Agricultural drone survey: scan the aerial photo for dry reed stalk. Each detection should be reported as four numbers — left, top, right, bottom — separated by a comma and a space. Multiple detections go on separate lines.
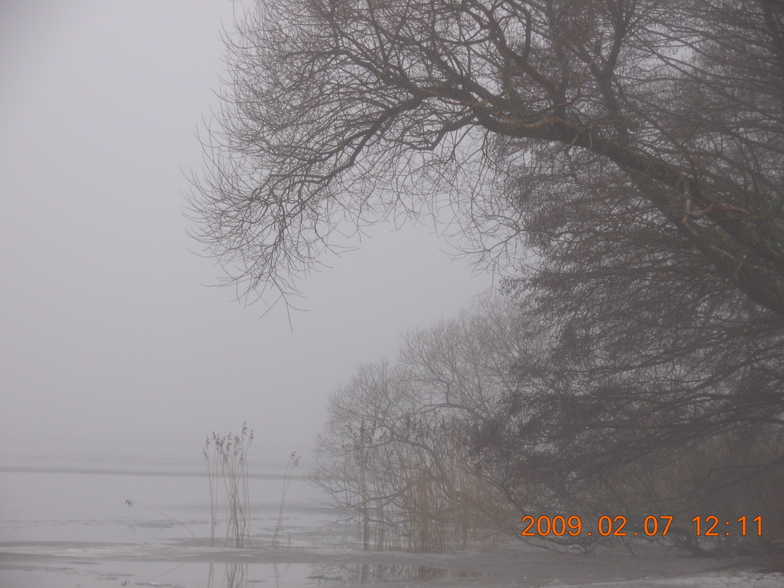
271, 450, 299, 548
204, 438, 220, 546
325, 416, 509, 554
204, 423, 254, 548
358, 423, 370, 551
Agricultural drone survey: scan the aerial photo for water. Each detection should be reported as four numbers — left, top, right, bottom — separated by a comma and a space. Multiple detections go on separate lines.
1, 444, 781, 588
0, 443, 331, 542
0, 443, 345, 587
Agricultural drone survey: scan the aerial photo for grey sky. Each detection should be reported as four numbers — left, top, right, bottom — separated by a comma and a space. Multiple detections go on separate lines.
0, 0, 491, 457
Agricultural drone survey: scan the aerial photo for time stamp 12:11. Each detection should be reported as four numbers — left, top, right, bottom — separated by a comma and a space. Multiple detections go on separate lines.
520, 515, 763, 538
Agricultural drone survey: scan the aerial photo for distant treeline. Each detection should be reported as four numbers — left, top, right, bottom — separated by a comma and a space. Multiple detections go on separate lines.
313, 294, 784, 555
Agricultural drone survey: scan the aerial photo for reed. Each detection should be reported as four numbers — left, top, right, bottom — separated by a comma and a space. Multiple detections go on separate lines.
271, 451, 300, 548
204, 423, 254, 548
333, 420, 508, 553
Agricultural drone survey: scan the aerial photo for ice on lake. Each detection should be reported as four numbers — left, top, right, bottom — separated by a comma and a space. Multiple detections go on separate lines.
1, 443, 782, 587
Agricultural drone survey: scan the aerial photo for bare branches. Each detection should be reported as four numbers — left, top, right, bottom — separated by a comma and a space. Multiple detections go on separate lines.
314, 288, 784, 550
191, 0, 784, 323
313, 296, 530, 549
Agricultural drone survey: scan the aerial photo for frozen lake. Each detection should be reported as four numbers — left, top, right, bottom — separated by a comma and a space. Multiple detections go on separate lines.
1, 443, 781, 587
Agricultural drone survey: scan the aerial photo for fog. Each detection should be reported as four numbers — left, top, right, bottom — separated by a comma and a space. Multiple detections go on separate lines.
3, 4, 784, 588
0, 0, 491, 458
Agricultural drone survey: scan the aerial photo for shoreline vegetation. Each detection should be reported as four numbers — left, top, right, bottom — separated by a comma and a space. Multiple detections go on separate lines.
204, 425, 253, 548
312, 295, 784, 559
203, 425, 302, 550
2, 443, 782, 587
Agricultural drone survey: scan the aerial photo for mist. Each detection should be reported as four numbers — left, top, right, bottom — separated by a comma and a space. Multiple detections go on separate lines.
3, 2, 783, 587
0, 0, 490, 458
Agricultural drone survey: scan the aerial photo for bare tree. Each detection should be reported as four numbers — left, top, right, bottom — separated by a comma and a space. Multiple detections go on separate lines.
192, 0, 784, 314
313, 296, 526, 550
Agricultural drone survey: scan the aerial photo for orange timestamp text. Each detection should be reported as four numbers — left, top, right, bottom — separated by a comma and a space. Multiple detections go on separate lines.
521, 515, 763, 538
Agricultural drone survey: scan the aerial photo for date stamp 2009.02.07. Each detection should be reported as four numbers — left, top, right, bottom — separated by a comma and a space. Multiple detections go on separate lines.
521, 515, 763, 538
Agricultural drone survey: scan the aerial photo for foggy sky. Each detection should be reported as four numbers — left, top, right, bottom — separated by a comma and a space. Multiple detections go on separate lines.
0, 0, 491, 458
